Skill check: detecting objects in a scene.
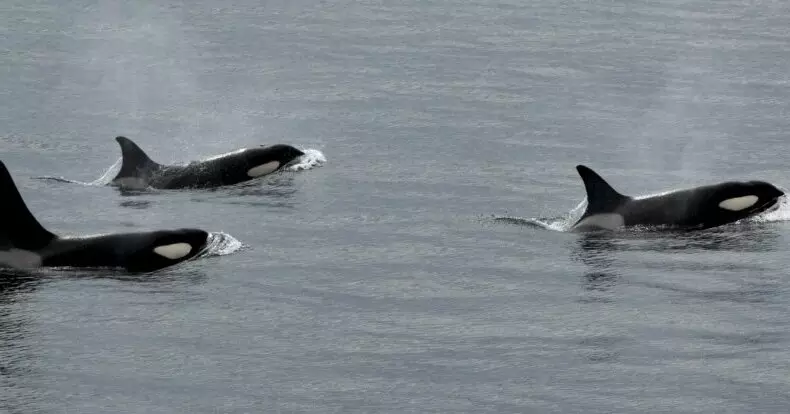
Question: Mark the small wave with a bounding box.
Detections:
[288,148,326,171]
[89,157,123,185]
[31,176,92,185]
[32,158,122,187]
[494,198,587,232]
[493,215,575,232]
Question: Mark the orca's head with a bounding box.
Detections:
[262,144,305,164]
[245,144,305,178]
[125,228,209,272]
[702,180,784,226]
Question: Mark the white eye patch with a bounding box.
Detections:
[718,195,759,211]
[247,161,280,178]
[153,243,193,260]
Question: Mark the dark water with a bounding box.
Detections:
[3,0,790,412]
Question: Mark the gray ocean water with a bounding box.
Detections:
[3,0,790,412]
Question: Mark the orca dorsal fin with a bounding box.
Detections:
[0,161,56,250]
[576,165,630,215]
[114,136,161,179]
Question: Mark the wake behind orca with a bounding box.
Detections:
[112,136,305,189]
[571,165,784,232]
[0,160,210,272]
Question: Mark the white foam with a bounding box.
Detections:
[204,232,244,256]
[90,157,123,185]
[496,198,588,233]
[33,158,124,187]
[287,148,327,171]
[752,194,789,222]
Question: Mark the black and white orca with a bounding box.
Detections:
[571,165,784,231]
[0,161,209,272]
[111,136,305,189]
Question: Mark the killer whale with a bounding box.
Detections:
[111,136,305,189]
[571,165,784,231]
[0,160,209,272]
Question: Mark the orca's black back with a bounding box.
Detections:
[621,188,711,227]
[150,145,299,189]
[152,156,253,189]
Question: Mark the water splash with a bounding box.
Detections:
[494,198,587,232]
[752,195,790,223]
[201,231,244,257]
[288,148,326,171]
[33,158,122,186]
[90,158,123,185]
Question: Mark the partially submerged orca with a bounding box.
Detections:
[0,160,209,272]
[111,136,305,189]
[571,165,784,231]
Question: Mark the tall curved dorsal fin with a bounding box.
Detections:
[576,165,630,215]
[0,161,56,250]
[114,136,161,179]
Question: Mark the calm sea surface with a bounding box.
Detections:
[2,0,790,412]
